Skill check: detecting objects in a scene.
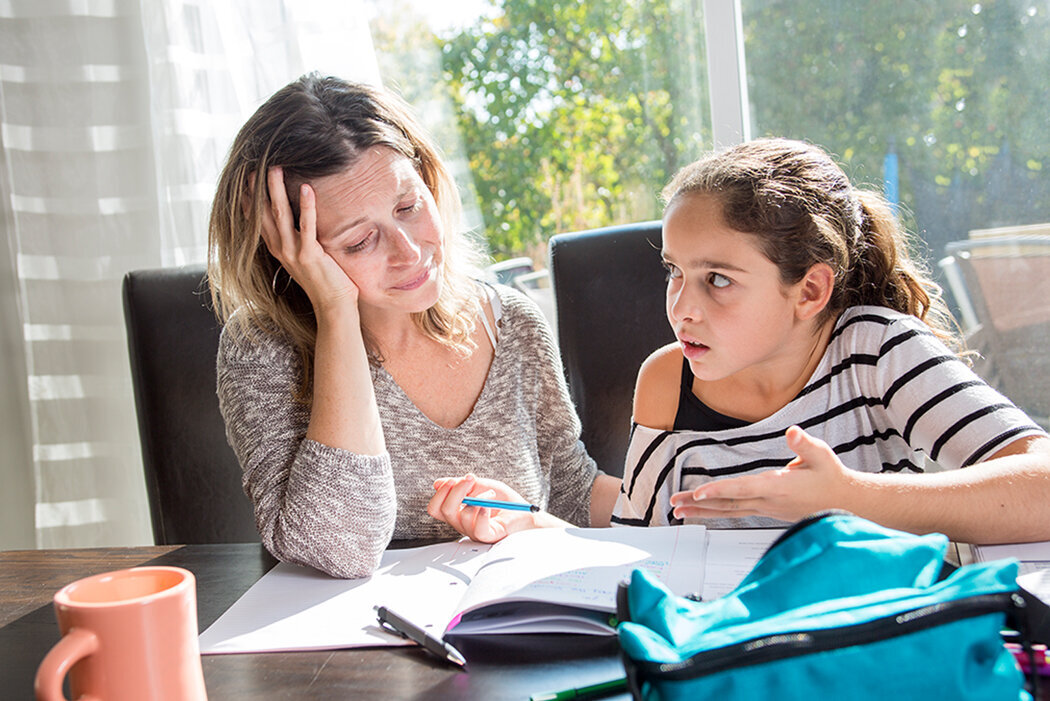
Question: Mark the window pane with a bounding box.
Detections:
[371,0,711,260]
[743,0,1050,427]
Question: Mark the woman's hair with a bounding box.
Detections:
[208,73,485,398]
[661,137,961,351]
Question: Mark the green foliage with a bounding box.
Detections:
[439,0,708,257]
[744,0,1050,252]
[374,0,1050,261]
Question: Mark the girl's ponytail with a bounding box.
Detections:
[849,189,962,352]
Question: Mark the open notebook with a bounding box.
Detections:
[198,525,782,654]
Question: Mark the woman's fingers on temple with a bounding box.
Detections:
[298,184,317,242]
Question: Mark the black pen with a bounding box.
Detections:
[375,605,467,669]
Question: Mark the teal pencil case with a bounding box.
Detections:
[616,511,1037,700]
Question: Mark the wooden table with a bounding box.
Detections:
[0,543,629,700]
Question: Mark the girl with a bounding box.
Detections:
[614,137,1050,543]
[209,74,619,578]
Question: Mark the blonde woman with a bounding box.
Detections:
[209,74,619,578]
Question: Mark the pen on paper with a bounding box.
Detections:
[461,497,540,512]
[374,605,467,670]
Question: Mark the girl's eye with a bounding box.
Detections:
[661,261,681,281]
[708,272,732,289]
[346,230,377,253]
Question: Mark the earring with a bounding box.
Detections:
[271,266,292,295]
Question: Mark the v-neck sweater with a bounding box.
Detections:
[217,285,598,578]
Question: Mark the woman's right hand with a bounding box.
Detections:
[261,166,359,316]
[428,474,558,543]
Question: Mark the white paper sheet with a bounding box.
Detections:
[198,540,491,653]
[701,528,783,600]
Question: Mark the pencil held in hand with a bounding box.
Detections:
[461,497,540,512]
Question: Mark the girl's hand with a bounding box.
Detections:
[261,167,359,315]
[669,425,857,522]
[427,474,541,543]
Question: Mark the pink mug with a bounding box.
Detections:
[35,565,208,701]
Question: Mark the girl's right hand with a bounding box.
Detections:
[261,166,359,316]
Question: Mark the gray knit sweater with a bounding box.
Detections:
[216,285,598,578]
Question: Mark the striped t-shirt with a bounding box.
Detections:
[612,305,1048,528]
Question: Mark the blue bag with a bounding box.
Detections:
[616,512,1038,700]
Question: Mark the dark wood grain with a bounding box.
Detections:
[0,546,181,627]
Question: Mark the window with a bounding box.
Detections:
[743,0,1050,427]
[369,0,1050,427]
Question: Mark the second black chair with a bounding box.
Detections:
[549,221,674,478]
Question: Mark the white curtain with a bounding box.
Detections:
[0,0,380,549]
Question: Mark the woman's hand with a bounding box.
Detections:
[669,425,858,522]
[428,474,546,543]
[261,167,358,315]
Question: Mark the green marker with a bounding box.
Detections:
[530,676,628,701]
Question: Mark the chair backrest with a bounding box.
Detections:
[549,221,674,477]
[122,265,258,544]
[943,235,1050,427]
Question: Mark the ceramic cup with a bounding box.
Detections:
[35,565,208,701]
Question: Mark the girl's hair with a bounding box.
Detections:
[662,137,961,350]
[208,73,485,398]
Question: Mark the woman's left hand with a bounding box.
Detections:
[669,425,857,522]
[427,474,541,543]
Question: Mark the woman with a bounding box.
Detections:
[209,73,620,578]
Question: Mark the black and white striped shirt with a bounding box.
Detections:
[612,306,1047,528]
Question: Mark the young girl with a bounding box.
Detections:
[613,137,1050,543]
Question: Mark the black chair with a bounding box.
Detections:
[122,265,258,544]
[549,221,675,477]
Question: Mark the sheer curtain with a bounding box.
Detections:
[0,0,380,549]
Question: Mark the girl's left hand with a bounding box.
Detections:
[427,474,539,543]
[669,425,857,522]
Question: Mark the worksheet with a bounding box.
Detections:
[198,525,717,653]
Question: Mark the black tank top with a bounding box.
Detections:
[673,358,751,431]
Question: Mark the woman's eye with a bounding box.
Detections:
[397,199,422,215]
[346,231,376,253]
[708,272,732,289]
[661,261,681,280]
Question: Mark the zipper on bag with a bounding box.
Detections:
[636,591,1017,681]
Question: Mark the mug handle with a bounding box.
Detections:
[34,627,101,701]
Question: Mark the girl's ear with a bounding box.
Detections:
[795,262,834,321]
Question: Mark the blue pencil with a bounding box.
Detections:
[461,497,540,512]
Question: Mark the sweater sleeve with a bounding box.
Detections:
[508,291,599,525]
[216,323,397,578]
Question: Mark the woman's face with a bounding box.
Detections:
[311,146,444,319]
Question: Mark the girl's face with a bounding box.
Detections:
[311,146,444,319]
[662,193,810,384]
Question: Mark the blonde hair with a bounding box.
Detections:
[208,73,484,398]
[662,138,961,351]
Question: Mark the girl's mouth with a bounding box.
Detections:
[680,338,709,359]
